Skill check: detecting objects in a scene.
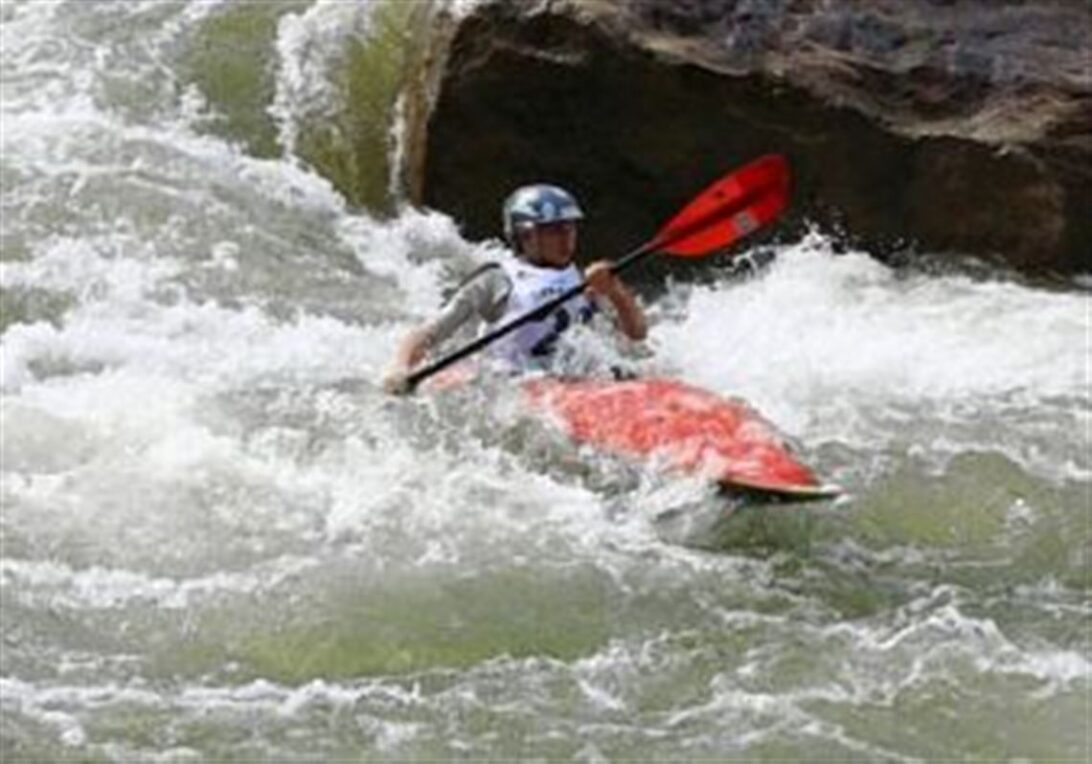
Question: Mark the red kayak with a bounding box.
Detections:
[522,377,839,499]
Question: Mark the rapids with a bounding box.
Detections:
[1,2,1088,760]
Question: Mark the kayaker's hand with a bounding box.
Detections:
[584,261,620,297]
[382,367,412,395]
[584,260,647,341]
[383,326,434,396]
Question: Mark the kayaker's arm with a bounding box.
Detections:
[382,268,512,394]
[585,261,647,341]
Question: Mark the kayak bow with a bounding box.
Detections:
[523,376,840,500]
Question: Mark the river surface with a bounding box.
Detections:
[1,2,1088,761]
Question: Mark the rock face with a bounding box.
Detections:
[403,0,1091,275]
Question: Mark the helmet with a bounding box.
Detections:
[502,184,584,247]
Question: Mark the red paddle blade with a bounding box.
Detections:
[655,154,790,257]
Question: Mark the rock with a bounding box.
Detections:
[400,0,1091,275]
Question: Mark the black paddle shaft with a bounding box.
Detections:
[404,242,655,392]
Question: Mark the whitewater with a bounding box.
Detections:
[1,1,1087,760]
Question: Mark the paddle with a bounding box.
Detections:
[405,154,790,392]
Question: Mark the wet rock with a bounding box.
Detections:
[401,0,1091,274]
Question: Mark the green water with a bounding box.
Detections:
[181,0,432,213]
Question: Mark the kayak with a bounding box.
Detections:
[424,367,839,500]
[522,377,840,500]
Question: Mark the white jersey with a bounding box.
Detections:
[489,257,596,367]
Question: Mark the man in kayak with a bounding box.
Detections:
[383,184,647,394]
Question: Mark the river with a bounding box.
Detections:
[1,1,1088,761]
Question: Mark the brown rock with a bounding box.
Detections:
[401,0,1091,275]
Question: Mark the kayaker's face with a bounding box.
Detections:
[520,221,577,268]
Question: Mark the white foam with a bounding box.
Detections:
[0,555,318,611]
[654,234,1089,479]
[659,235,1084,407]
[270,0,373,159]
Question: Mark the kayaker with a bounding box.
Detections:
[383,184,647,394]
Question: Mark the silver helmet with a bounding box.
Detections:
[502,184,584,247]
